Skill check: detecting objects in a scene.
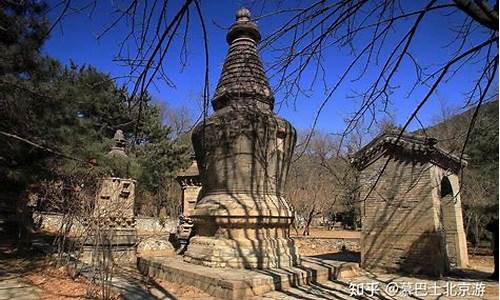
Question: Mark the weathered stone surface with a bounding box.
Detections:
[136,217,176,236]
[212,8,273,111]
[294,236,360,253]
[79,133,139,264]
[107,129,128,159]
[137,237,176,257]
[258,272,498,300]
[138,256,359,300]
[183,8,299,269]
[175,159,201,217]
[34,213,176,237]
[93,177,135,222]
[80,245,137,264]
[352,130,469,276]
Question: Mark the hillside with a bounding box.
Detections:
[423,100,498,155]
[423,100,498,246]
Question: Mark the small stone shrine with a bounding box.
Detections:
[175,158,201,217]
[351,130,469,276]
[183,8,300,269]
[174,158,201,251]
[82,130,137,263]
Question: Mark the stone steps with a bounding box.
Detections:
[138,256,359,300]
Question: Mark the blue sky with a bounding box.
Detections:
[43,0,497,137]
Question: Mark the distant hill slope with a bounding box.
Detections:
[417,100,498,157]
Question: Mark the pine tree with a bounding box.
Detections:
[0,1,190,244]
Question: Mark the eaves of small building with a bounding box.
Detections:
[351,129,468,173]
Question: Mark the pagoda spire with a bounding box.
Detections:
[212,8,274,111]
[107,129,127,158]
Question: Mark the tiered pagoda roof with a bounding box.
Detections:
[212,8,274,111]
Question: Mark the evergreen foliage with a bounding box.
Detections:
[426,100,499,246]
[0,1,190,216]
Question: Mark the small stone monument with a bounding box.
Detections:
[352,130,469,276]
[107,129,127,159]
[175,158,202,217]
[81,130,137,263]
[183,8,299,269]
[174,158,201,251]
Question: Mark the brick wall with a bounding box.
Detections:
[359,151,447,276]
[430,167,469,268]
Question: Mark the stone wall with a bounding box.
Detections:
[34,212,176,237]
[34,212,73,234]
[136,217,177,236]
[359,152,447,276]
[430,166,469,268]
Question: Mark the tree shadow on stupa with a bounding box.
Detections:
[178,6,301,271]
[185,102,299,269]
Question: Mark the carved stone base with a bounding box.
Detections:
[139,256,360,300]
[78,228,138,264]
[80,245,137,264]
[183,235,299,269]
[183,193,299,269]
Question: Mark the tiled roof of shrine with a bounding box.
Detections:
[351,129,468,172]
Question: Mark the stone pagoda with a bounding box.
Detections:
[183,8,299,269]
[81,130,137,263]
[107,129,128,159]
[352,130,469,276]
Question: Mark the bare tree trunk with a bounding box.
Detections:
[303,204,316,236]
[464,214,470,234]
[473,214,480,248]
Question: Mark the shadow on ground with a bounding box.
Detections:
[310,250,361,263]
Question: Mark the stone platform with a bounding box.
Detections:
[137,256,359,299]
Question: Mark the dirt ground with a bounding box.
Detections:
[293,228,498,300]
[1,229,496,300]
[295,227,495,270]
[25,266,122,300]
[291,227,361,239]
[0,238,121,300]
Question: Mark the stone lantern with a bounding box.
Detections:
[175,158,201,251]
[183,8,299,269]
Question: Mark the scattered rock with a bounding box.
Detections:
[137,238,175,257]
